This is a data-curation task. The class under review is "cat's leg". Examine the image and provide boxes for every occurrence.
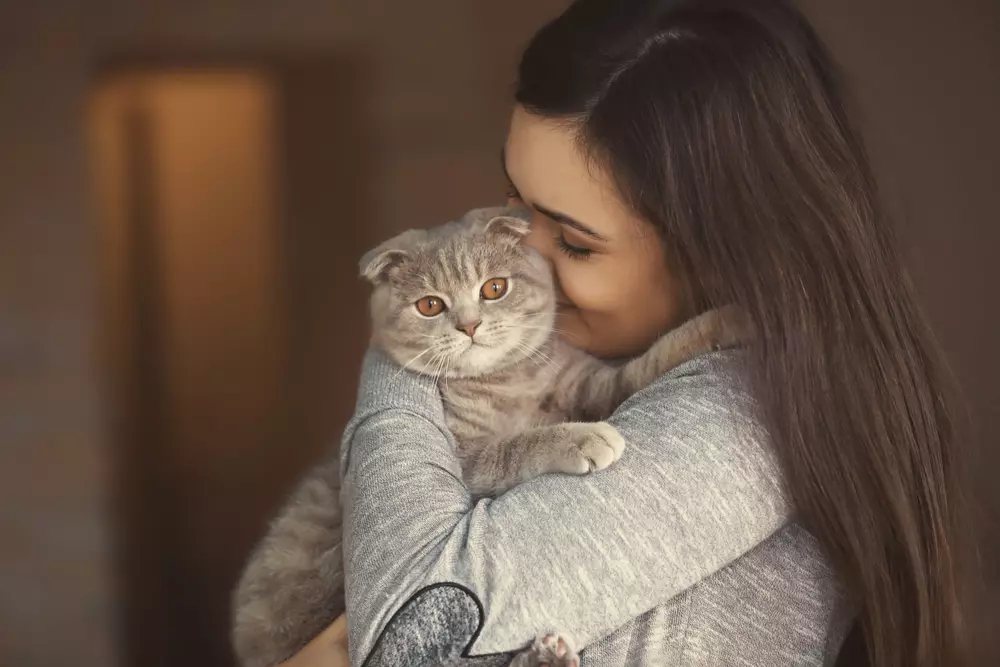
[464,422,625,497]
[509,635,581,667]
[231,460,345,667]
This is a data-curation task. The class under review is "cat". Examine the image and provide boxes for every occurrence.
[361,207,745,498]
[231,206,747,667]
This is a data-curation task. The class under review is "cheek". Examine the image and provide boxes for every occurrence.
[559,249,685,355]
[555,260,621,313]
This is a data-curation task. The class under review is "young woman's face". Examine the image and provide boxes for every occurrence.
[503,105,687,359]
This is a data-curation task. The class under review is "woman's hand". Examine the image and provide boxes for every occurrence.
[278,614,349,667]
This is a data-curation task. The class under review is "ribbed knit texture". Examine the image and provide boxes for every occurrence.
[341,347,854,666]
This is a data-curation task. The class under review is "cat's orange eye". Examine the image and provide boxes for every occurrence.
[480,278,509,301]
[415,296,446,317]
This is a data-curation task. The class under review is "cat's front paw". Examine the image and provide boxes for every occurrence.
[552,422,625,475]
[511,634,580,667]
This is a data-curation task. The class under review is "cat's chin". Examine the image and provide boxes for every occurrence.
[383,328,552,379]
[446,346,507,377]
[447,340,547,377]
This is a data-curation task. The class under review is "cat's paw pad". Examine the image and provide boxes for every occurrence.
[555,422,625,475]
[521,634,580,667]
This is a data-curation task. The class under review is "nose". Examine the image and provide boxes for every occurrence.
[457,320,481,338]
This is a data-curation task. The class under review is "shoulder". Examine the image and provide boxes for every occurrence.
[613,347,759,438]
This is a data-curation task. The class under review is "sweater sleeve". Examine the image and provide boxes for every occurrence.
[340,347,790,664]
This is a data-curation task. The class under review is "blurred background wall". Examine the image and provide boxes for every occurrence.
[0,1,996,666]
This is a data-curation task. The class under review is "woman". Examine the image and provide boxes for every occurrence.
[274,0,966,665]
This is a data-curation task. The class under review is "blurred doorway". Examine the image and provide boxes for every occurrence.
[89,59,376,667]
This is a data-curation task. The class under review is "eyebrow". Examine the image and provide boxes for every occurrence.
[501,149,609,243]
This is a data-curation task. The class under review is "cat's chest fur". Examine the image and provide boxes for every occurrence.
[439,345,569,456]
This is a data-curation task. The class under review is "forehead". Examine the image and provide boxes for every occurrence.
[405,235,515,292]
[504,107,642,242]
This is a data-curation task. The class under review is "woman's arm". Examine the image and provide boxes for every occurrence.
[342,347,790,664]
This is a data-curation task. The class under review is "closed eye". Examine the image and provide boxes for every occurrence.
[503,157,598,260]
[555,234,593,259]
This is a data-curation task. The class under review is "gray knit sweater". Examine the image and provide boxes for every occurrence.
[340,346,855,666]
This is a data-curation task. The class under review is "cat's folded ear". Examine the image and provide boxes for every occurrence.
[359,229,426,284]
[483,213,531,241]
[462,206,531,242]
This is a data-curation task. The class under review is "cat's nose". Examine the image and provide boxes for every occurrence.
[456,320,481,338]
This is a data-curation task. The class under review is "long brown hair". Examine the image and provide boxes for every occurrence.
[515,1,967,665]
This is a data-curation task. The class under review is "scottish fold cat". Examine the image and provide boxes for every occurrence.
[232,206,745,667]
[362,206,742,498]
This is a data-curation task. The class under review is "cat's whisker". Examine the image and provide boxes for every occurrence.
[395,345,439,378]
[532,351,561,374]
[522,350,554,375]
[512,342,544,370]
[428,360,445,392]
[505,323,577,339]
[436,349,454,381]
[507,319,581,341]
[430,349,449,378]
[501,321,568,336]
[434,351,453,394]
[506,335,557,363]
[514,341,560,375]
[531,346,558,363]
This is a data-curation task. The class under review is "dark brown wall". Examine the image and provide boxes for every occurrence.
[802,2,1000,659]
[0,1,996,666]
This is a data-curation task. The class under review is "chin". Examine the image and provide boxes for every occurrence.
[449,345,506,377]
